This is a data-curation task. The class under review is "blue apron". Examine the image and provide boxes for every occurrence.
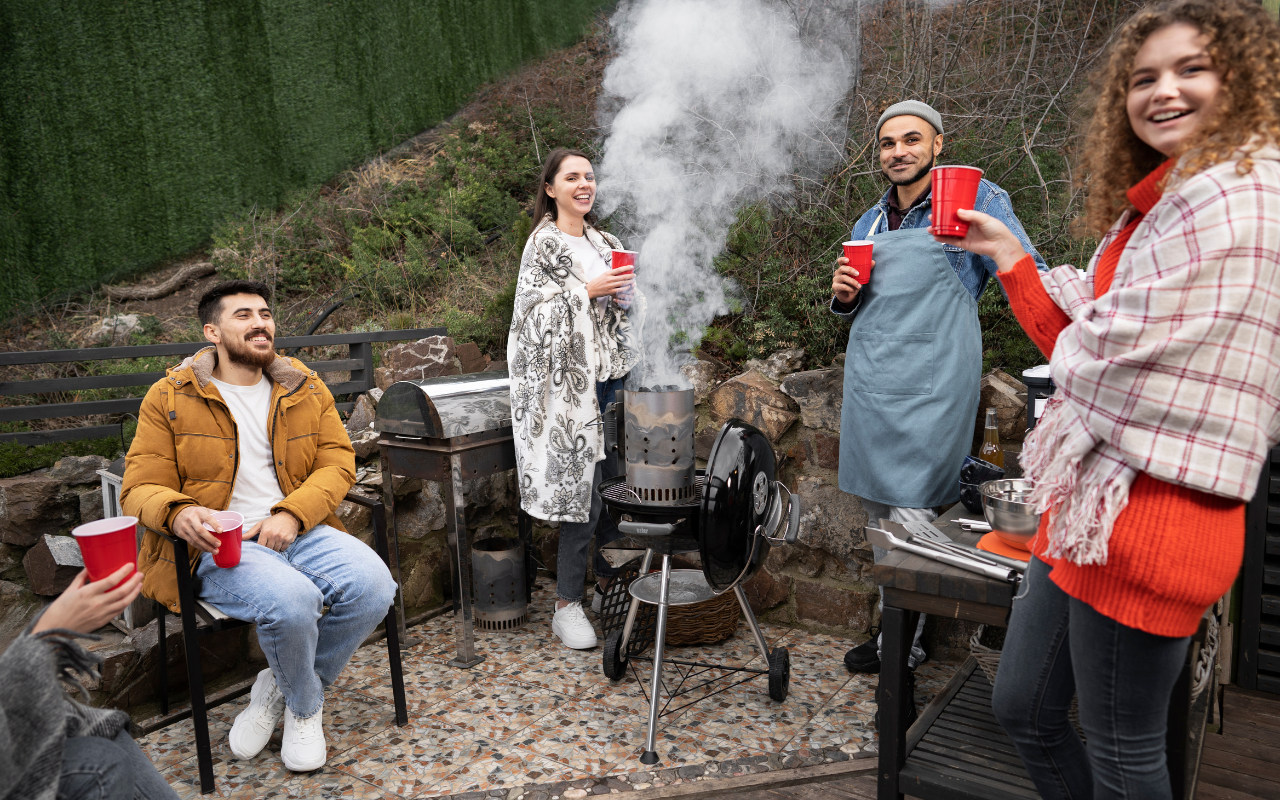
[838,220,982,508]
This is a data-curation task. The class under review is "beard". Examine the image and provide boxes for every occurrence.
[224,329,277,369]
[885,153,935,187]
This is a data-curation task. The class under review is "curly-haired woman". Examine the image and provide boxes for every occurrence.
[933,1,1280,796]
[508,148,644,650]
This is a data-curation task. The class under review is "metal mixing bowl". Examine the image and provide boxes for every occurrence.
[980,478,1041,550]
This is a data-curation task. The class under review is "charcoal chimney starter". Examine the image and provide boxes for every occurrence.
[622,388,695,505]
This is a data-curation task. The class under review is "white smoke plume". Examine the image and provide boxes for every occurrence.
[597,0,860,389]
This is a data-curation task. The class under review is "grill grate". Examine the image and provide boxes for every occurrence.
[602,475,705,508]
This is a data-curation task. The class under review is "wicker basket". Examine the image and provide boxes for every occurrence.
[667,586,740,645]
[599,555,741,647]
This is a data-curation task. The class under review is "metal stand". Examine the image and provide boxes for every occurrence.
[611,548,787,767]
[378,428,529,669]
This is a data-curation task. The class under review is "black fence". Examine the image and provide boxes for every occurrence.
[0,328,444,447]
[1239,445,1280,695]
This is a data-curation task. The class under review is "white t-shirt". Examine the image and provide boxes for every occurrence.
[211,375,286,527]
[564,232,609,310]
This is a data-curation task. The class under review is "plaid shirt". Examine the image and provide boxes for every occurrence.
[1022,145,1280,565]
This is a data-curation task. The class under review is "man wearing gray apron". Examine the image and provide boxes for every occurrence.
[832,102,1046,683]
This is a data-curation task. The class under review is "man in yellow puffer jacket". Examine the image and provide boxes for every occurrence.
[121,280,396,773]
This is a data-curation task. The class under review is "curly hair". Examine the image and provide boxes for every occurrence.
[1080,0,1280,234]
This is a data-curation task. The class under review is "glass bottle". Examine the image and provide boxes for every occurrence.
[979,407,1005,469]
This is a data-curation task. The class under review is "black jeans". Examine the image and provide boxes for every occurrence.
[555,377,625,602]
[58,729,179,800]
[991,557,1191,800]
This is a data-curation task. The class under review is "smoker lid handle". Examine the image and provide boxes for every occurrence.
[617,521,676,537]
[784,488,801,544]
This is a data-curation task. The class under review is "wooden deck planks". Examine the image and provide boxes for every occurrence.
[1196,686,1280,800]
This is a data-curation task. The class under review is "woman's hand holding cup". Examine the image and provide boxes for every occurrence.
[586,269,634,300]
[929,208,1028,274]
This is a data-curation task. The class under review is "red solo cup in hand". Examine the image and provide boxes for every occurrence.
[931,165,984,237]
[842,240,875,285]
[204,511,244,568]
[610,249,637,275]
[73,516,138,586]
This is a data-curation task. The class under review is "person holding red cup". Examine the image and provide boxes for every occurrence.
[120,279,399,774]
[932,3,1280,797]
[828,101,1046,709]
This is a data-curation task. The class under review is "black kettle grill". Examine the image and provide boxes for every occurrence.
[598,391,801,765]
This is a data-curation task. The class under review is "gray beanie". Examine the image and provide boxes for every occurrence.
[875,100,944,141]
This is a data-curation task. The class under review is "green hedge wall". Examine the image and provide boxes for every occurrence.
[0,0,604,317]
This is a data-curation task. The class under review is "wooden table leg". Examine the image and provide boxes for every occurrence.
[879,604,918,800]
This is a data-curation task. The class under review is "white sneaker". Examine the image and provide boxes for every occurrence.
[591,587,604,614]
[552,601,598,649]
[228,668,284,760]
[281,704,327,772]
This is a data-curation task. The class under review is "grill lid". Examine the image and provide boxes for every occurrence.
[375,370,511,439]
[699,418,777,592]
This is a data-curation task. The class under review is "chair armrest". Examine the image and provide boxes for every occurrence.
[343,489,384,511]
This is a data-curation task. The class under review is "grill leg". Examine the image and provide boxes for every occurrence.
[445,451,484,669]
[640,553,671,765]
[735,584,772,663]
[619,549,654,654]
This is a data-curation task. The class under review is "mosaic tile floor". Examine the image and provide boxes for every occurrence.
[141,586,958,799]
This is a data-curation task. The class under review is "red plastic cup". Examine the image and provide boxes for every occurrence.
[931,165,985,237]
[72,516,138,586]
[204,511,244,568]
[842,240,875,285]
[610,249,637,275]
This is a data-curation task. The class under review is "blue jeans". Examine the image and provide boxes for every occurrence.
[991,557,1191,800]
[556,378,625,602]
[59,729,178,800]
[196,524,398,717]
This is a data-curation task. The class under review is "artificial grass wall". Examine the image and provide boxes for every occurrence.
[0,0,605,318]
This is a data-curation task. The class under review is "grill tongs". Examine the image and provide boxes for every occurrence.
[866,520,1022,584]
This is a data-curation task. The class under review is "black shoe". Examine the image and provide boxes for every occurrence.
[873,670,918,732]
[844,638,881,674]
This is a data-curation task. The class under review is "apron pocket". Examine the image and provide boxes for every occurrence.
[849,332,935,395]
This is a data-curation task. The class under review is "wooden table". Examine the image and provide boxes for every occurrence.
[870,505,1206,800]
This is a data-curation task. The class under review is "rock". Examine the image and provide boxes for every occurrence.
[0,580,46,650]
[345,393,378,433]
[92,313,141,343]
[0,475,80,546]
[349,428,381,460]
[705,370,799,442]
[397,482,447,538]
[49,455,111,486]
[978,369,1028,442]
[831,353,846,370]
[779,369,843,433]
[456,342,491,374]
[375,335,462,391]
[805,431,840,471]
[794,580,876,631]
[483,360,508,373]
[744,348,805,383]
[78,486,104,523]
[784,476,872,580]
[679,360,721,404]
[367,387,383,405]
[336,499,374,543]
[359,470,422,497]
[741,568,791,613]
[23,534,84,595]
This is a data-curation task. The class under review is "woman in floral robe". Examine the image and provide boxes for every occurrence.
[508,148,645,649]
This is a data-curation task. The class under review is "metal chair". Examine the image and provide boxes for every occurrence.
[152,489,408,794]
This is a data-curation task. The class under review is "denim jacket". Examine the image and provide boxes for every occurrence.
[831,179,1047,319]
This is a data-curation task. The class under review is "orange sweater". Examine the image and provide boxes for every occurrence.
[998,162,1244,638]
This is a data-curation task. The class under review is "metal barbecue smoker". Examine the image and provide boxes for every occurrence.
[599,388,803,765]
[375,371,535,668]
